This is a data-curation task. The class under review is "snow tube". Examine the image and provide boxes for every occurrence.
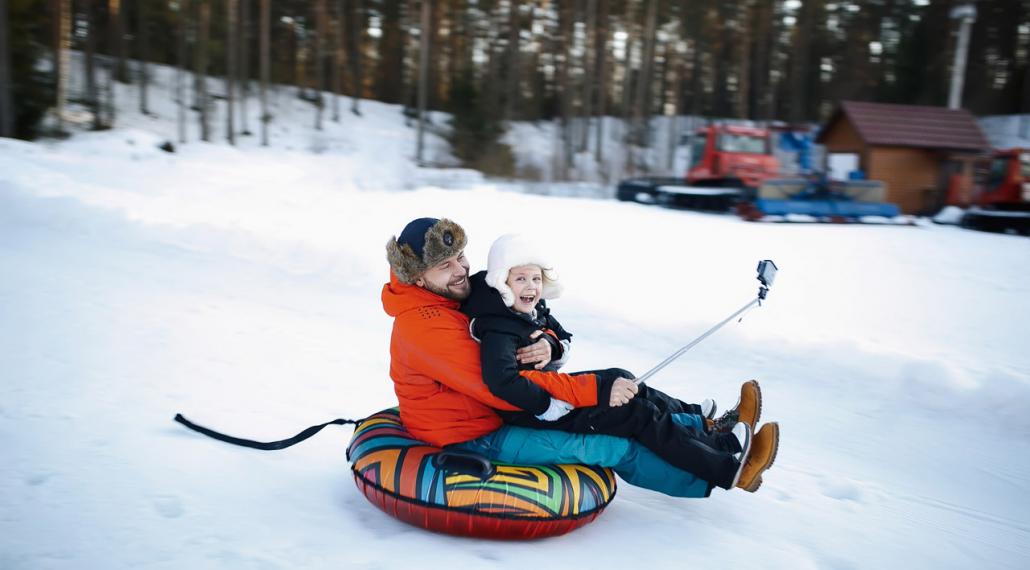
[346,408,617,539]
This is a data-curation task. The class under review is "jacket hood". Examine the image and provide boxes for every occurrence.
[382,270,460,317]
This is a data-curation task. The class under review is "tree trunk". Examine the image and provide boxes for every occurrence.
[293,22,304,99]
[349,0,363,115]
[655,34,669,115]
[331,0,342,122]
[620,2,638,175]
[558,0,574,178]
[735,1,751,119]
[662,39,679,172]
[751,0,773,120]
[445,0,468,111]
[484,5,504,124]
[375,0,404,103]
[710,4,730,117]
[197,0,210,141]
[240,0,250,135]
[116,0,128,82]
[0,0,12,137]
[789,0,815,122]
[579,0,596,152]
[85,0,100,129]
[177,0,189,143]
[54,0,72,133]
[636,0,659,153]
[138,0,149,114]
[504,0,520,121]
[106,1,118,126]
[260,0,269,145]
[684,3,705,118]
[315,0,327,130]
[101,0,124,85]
[526,5,542,120]
[337,0,348,102]
[1023,40,1030,115]
[594,0,607,163]
[226,0,237,144]
[416,0,430,165]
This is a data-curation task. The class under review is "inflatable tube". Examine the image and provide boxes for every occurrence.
[346,408,617,539]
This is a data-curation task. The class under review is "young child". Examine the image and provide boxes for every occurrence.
[460,233,779,493]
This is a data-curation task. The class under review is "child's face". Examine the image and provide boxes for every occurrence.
[506,265,544,314]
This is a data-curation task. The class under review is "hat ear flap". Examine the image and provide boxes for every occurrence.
[495,282,516,307]
[540,268,563,300]
[386,237,423,284]
[484,266,517,307]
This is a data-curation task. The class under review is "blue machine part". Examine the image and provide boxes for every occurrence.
[778,131,813,173]
[755,198,900,218]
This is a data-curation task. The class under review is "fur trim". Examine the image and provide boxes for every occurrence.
[484,233,563,307]
[386,219,468,284]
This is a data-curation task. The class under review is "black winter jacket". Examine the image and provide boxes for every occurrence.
[459,271,617,417]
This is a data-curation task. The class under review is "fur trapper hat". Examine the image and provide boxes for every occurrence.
[386,218,468,284]
[485,233,564,307]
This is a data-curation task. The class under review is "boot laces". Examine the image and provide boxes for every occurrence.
[713,409,740,433]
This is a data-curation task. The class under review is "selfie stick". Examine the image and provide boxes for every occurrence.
[633,260,778,386]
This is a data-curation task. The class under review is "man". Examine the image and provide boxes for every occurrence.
[382,217,778,496]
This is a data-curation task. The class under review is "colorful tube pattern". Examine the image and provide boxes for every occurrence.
[347,408,617,539]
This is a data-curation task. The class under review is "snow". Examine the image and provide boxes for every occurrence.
[979,115,1030,151]
[933,206,967,225]
[3,62,1030,569]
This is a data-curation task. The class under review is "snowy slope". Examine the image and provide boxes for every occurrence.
[979,115,1030,151]
[3,67,1030,569]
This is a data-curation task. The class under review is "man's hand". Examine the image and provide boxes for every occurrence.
[516,330,552,370]
[609,377,639,407]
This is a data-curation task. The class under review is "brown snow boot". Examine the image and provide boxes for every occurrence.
[735,422,779,493]
[713,380,762,432]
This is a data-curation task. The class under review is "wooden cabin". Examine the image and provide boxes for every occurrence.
[816,101,991,214]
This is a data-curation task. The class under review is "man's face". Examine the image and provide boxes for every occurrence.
[416,251,471,300]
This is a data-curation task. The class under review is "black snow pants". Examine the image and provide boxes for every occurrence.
[501,368,743,490]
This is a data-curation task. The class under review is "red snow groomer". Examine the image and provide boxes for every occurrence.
[616,124,781,211]
[958,148,1030,235]
[685,124,782,190]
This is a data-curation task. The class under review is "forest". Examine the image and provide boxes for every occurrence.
[2,1,1028,172]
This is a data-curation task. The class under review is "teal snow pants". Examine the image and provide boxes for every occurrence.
[451,412,712,498]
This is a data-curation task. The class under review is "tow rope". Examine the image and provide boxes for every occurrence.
[174,413,363,451]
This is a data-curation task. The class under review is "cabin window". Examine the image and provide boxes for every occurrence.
[717,133,768,154]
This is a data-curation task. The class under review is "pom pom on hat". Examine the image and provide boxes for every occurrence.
[485,233,563,307]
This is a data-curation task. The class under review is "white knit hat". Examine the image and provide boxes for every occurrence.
[485,233,564,307]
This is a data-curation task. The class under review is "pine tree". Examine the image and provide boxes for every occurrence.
[416,0,430,164]
[139,0,150,115]
[240,0,251,135]
[227,0,237,144]
[0,0,13,138]
[176,0,189,143]
[197,0,210,141]
[259,0,270,145]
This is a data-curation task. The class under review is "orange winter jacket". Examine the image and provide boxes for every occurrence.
[381,272,601,447]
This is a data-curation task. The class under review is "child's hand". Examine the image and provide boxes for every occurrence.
[609,378,639,406]
[517,330,553,370]
[535,398,574,422]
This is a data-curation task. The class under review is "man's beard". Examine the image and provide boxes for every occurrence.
[424,275,471,301]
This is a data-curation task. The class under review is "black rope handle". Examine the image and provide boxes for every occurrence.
[433,449,496,479]
[174,413,363,451]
